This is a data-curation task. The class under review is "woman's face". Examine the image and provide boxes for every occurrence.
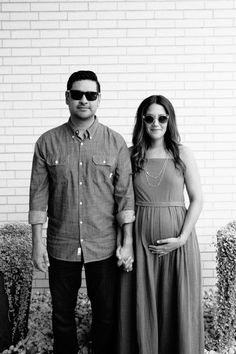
[143,103,169,142]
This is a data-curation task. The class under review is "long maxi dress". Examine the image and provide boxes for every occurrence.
[133,157,204,354]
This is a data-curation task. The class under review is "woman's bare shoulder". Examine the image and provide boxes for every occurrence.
[179,145,195,162]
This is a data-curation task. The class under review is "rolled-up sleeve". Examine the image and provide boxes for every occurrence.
[114,140,135,227]
[28,139,49,225]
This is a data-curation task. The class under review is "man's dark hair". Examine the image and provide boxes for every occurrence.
[67,70,101,92]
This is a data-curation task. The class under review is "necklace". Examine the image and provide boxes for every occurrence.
[144,157,168,187]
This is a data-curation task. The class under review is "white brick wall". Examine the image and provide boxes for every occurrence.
[1,0,236,291]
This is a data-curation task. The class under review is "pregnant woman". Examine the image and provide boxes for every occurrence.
[130,95,204,354]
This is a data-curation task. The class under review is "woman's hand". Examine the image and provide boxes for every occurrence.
[148,237,185,257]
[116,244,134,272]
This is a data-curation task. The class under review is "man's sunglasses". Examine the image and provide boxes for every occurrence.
[143,115,169,124]
[68,90,99,101]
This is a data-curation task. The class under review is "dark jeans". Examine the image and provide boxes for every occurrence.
[48,255,118,354]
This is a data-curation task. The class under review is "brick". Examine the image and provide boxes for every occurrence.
[118,20,146,29]
[2,21,30,30]
[127,28,156,37]
[31,21,60,30]
[40,30,68,38]
[89,2,117,11]
[41,48,69,56]
[176,1,205,10]
[31,3,59,11]
[117,2,146,11]
[68,29,97,38]
[118,38,146,46]
[60,2,88,11]
[2,3,30,12]
[202,269,214,278]
[7,178,30,187]
[202,278,217,286]
[147,1,175,10]
[0,13,10,21]
[0,30,11,39]
[0,205,15,213]
[0,153,14,162]
[183,10,212,19]
[0,48,11,57]
[32,57,60,65]
[10,12,38,21]
[15,174,31,185]
[205,1,234,9]
[127,11,155,20]
[61,38,89,47]
[97,11,125,20]
[97,47,126,56]
[0,215,7,222]
[59,20,89,29]
[8,196,29,204]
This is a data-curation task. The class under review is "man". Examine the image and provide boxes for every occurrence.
[28,70,135,354]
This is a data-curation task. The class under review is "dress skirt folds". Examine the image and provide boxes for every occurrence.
[117,158,204,354]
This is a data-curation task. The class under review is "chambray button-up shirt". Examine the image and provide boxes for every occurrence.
[28,117,135,263]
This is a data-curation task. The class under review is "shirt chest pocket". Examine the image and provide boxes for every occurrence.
[46,157,68,185]
[92,155,115,182]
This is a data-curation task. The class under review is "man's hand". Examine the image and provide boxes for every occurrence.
[32,241,49,272]
[116,243,134,272]
[148,237,185,257]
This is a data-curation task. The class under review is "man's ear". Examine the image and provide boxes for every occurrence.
[65,91,69,105]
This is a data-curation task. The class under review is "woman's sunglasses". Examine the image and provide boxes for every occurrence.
[68,90,99,101]
[143,115,169,124]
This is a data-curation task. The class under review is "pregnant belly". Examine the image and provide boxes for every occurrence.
[135,206,186,244]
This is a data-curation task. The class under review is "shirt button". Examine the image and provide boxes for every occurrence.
[81,239,84,243]
[79,181,82,185]
[80,221,83,224]
[80,201,83,205]
[79,162,83,166]
[55,160,58,164]
[103,160,106,164]
[81,142,83,146]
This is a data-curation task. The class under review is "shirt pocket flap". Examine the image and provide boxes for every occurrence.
[46,157,67,166]
[92,155,114,166]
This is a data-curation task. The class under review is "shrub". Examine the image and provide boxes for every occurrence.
[0,223,33,345]
[1,291,92,354]
[215,221,236,351]
[203,289,218,351]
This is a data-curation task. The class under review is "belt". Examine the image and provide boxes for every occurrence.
[135,201,185,207]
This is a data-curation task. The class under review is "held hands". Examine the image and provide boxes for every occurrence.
[148,236,186,257]
[32,241,49,272]
[116,243,134,272]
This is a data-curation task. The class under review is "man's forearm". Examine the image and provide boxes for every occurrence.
[122,222,133,246]
[31,223,43,246]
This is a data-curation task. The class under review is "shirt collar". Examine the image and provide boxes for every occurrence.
[67,116,99,140]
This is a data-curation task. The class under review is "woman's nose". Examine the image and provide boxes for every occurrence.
[152,117,160,126]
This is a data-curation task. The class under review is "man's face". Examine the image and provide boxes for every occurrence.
[66,79,100,121]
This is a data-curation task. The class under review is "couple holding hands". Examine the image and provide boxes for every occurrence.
[29,70,204,354]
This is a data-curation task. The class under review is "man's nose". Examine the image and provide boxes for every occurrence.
[80,94,88,103]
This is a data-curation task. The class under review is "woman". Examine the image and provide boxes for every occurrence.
[130,95,204,354]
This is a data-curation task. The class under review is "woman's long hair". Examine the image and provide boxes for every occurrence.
[131,95,185,174]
